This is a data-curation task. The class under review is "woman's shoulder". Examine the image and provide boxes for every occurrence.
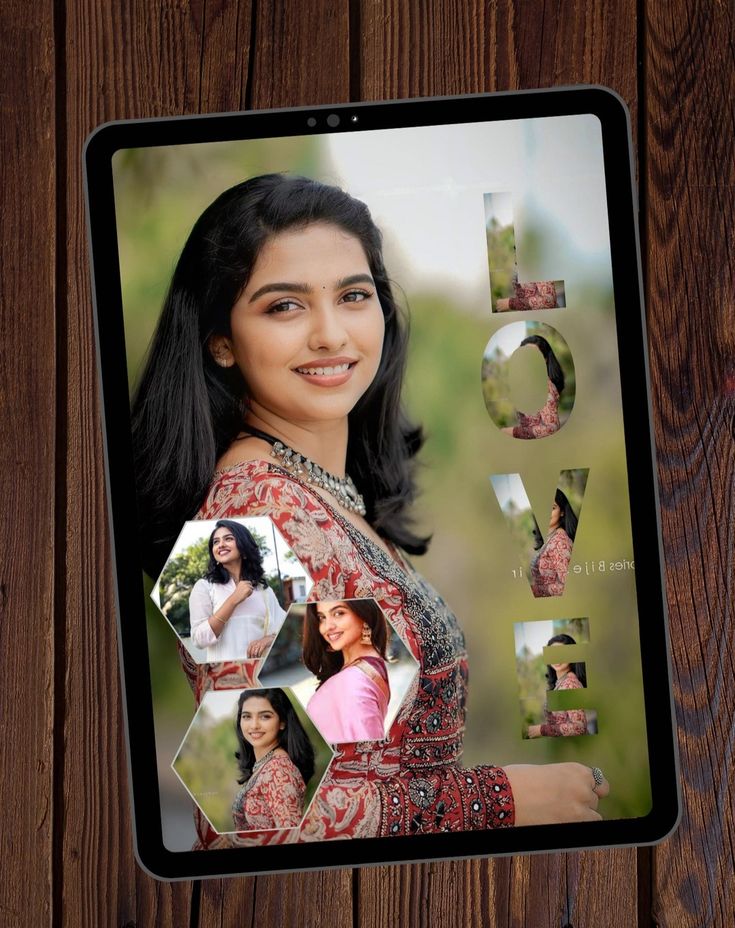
[558,671,583,689]
[548,529,573,552]
[331,658,387,691]
[266,750,304,782]
[199,458,323,520]
[351,655,388,681]
[190,576,213,594]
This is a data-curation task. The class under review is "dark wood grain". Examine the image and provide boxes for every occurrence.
[59,2,183,921]
[4,0,732,923]
[355,2,640,925]
[644,1,735,925]
[0,2,56,926]
[247,0,351,108]
[58,0,259,923]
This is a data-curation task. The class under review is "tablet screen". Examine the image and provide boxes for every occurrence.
[87,91,678,877]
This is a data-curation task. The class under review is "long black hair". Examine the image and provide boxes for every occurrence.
[520,335,564,395]
[131,174,428,576]
[554,487,578,541]
[545,633,587,689]
[234,688,315,785]
[303,599,389,687]
[204,519,266,586]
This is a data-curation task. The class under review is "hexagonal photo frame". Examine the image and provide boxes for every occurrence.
[258,598,419,744]
[172,686,334,835]
[151,516,312,664]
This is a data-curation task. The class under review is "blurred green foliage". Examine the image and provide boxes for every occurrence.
[159,537,210,635]
[502,504,541,567]
[486,218,517,306]
[559,468,588,520]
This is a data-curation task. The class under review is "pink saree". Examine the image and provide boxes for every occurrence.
[307,656,390,743]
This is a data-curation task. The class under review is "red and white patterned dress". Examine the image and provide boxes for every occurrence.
[529,529,573,598]
[232,751,306,831]
[180,459,515,848]
[508,280,558,311]
[540,672,588,737]
[512,380,561,439]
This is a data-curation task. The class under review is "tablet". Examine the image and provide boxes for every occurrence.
[85,88,679,880]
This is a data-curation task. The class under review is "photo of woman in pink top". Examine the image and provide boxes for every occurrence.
[303,599,390,743]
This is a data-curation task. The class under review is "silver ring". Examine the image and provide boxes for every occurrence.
[591,766,605,788]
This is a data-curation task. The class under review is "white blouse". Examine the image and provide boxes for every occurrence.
[188,579,286,661]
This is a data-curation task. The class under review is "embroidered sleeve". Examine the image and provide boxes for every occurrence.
[540,708,588,737]
[188,579,218,649]
[378,765,514,834]
[299,764,514,841]
[508,280,558,311]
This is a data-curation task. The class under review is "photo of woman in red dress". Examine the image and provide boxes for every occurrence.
[232,688,314,832]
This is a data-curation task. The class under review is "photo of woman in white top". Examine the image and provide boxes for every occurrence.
[188,519,286,661]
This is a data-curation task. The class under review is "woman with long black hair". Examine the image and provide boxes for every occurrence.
[503,334,565,439]
[188,519,285,661]
[530,488,578,598]
[233,688,315,831]
[303,599,391,743]
[132,173,608,847]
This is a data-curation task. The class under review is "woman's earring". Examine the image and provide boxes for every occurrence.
[361,623,372,644]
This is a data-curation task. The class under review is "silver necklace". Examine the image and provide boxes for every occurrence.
[251,747,278,776]
[241,426,367,516]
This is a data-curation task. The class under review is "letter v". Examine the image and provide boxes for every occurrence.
[489,469,589,598]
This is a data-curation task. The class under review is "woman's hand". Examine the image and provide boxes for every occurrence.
[247,635,275,658]
[526,724,542,739]
[504,763,610,825]
[230,580,254,604]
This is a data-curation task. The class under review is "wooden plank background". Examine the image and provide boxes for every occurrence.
[0,0,732,925]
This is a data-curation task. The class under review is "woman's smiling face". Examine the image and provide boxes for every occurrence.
[222,222,385,425]
[316,600,365,653]
[239,696,284,753]
[548,641,571,675]
[211,526,241,568]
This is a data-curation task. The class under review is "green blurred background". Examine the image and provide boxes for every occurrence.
[116,117,651,847]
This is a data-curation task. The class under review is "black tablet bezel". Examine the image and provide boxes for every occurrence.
[84,87,680,881]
